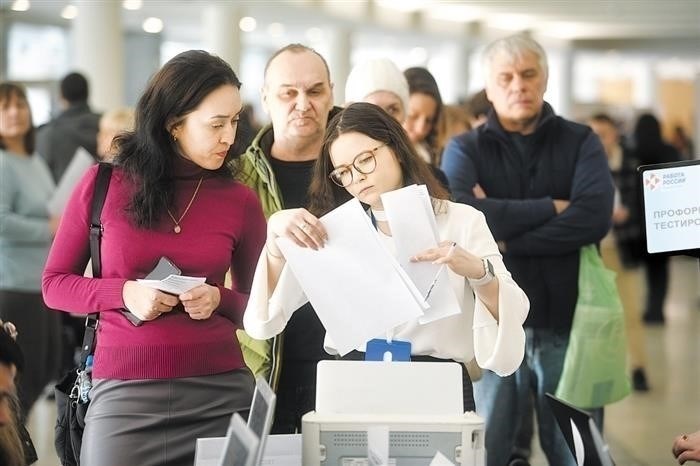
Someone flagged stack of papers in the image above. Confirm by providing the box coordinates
[276,185,461,355]
[137,275,206,295]
[381,185,461,324]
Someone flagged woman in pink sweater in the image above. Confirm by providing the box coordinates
[42,50,266,466]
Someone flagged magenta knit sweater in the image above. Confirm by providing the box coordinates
[42,159,266,380]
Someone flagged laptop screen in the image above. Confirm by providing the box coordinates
[219,412,259,466]
[247,376,277,466]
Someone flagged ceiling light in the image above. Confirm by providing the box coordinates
[239,16,257,33]
[267,22,285,38]
[142,17,164,34]
[11,0,30,11]
[122,0,142,10]
[61,4,78,19]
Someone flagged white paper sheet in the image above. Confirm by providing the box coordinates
[137,274,206,295]
[276,199,425,355]
[429,451,456,466]
[381,185,440,295]
[47,146,95,216]
[380,185,461,324]
[367,425,390,466]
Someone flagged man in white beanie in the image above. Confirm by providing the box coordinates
[344,57,410,123]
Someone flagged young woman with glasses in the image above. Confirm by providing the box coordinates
[244,102,528,411]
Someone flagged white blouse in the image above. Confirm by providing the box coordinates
[243,200,529,377]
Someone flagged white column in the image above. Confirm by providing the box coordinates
[453,42,473,103]
[431,42,472,104]
[557,46,574,119]
[635,62,658,112]
[202,4,241,73]
[326,28,352,106]
[72,0,124,112]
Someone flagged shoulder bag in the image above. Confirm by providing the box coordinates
[54,163,112,466]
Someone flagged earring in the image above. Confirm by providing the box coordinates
[172,134,178,142]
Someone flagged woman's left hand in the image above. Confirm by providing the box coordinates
[179,284,221,320]
[410,240,485,280]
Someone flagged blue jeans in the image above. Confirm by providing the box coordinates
[474,328,578,466]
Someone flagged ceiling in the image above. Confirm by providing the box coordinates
[2,0,699,45]
[373,0,700,39]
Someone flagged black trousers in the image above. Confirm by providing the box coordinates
[643,253,670,320]
[0,290,62,418]
[271,360,320,434]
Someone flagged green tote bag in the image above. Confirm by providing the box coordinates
[556,245,631,409]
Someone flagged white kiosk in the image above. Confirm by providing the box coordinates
[302,360,485,465]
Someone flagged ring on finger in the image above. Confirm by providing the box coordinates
[299,222,309,231]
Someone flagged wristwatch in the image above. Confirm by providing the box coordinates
[468,258,495,287]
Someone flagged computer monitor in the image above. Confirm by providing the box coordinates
[247,376,277,466]
[219,412,259,466]
[545,393,614,466]
[639,160,700,255]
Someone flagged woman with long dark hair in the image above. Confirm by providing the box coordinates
[403,67,444,165]
[42,50,266,466]
[633,113,681,324]
[244,102,528,412]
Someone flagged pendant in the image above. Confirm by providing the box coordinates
[174,225,181,234]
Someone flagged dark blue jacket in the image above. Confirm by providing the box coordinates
[441,103,614,330]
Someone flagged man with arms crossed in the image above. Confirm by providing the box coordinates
[441,34,614,466]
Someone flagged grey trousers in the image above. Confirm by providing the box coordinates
[81,368,254,466]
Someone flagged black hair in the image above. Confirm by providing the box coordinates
[0,328,23,374]
[60,72,89,103]
[466,89,491,119]
[590,113,616,126]
[0,83,35,155]
[634,113,662,149]
[113,50,242,228]
[308,102,448,216]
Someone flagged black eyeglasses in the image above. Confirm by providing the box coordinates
[329,144,386,188]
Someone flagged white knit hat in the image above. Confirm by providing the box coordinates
[344,58,410,113]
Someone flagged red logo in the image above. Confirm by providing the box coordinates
[644,173,660,191]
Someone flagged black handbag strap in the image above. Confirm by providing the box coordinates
[78,163,113,370]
